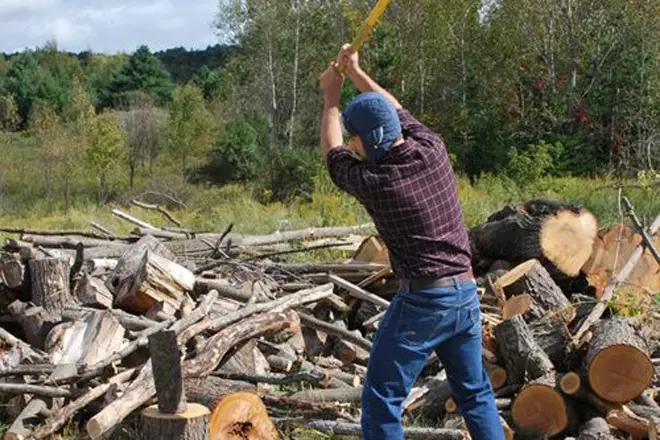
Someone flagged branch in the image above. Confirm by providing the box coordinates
[131,199,182,227]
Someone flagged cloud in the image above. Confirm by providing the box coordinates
[0,0,220,54]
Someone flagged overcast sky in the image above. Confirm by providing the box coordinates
[0,0,222,54]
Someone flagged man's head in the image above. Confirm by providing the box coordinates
[341,92,402,164]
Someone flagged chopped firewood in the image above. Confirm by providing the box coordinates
[4,397,48,440]
[511,373,577,437]
[148,330,186,414]
[494,315,554,385]
[501,294,531,320]
[585,317,654,403]
[493,259,575,323]
[291,386,363,404]
[469,200,598,276]
[74,273,113,309]
[7,301,55,349]
[217,339,269,377]
[46,309,125,366]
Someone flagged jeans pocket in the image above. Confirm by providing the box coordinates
[396,300,447,346]
[465,301,482,336]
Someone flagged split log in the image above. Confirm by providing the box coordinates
[494,316,554,385]
[115,250,194,314]
[585,317,654,403]
[299,360,354,389]
[73,273,113,309]
[141,403,209,440]
[149,330,186,414]
[46,310,125,366]
[469,200,598,276]
[277,419,467,439]
[28,258,73,313]
[208,392,277,440]
[4,398,48,440]
[216,339,268,377]
[493,259,575,323]
[403,370,452,420]
[573,214,660,345]
[582,222,660,299]
[106,234,174,298]
[511,373,576,437]
[86,310,298,439]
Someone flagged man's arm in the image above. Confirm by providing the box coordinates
[319,62,344,160]
[339,44,402,110]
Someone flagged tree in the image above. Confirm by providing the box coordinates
[7,52,40,125]
[167,84,214,178]
[88,111,124,204]
[0,94,19,133]
[110,45,174,106]
[30,104,63,205]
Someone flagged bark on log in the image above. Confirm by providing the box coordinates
[585,317,654,403]
[141,404,209,440]
[494,316,554,385]
[576,416,616,440]
[277,419,468,439]
[261,394,357,422]
[21,235,127,249]
[266,355,294,373]
[328,274,390,308]
[216,339,268,377]
[73,273,113,309]
[184,376,256,409]
[469,200,598,276]
[291,386,363,404]
[86,310,298,439]
[403,370,452,420]
[529,316,571,367]
[28,258,73,313]
[299,312,372,351]
[511,373,576,438]
[131,199,183,227]
[4,398,47,440]
[1,256,25,290]
[7,301,55,349]
[111,208,158,230]
[149,330,186,414]
[0,326,47,363]
[0,383,75,398]
[493,259,575,323]
[115,250,194,314]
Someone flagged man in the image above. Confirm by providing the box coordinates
[319,45,505,440]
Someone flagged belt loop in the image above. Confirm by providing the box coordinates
[406,279,412,294]
[453,275,460,290]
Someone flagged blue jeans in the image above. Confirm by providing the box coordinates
[361,277,505,440]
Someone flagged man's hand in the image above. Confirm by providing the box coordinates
[337,44,360,78]
[320,62,343,106]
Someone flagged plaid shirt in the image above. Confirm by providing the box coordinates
[327,108,472,280]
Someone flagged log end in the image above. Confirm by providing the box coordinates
[512,384,569,437]
[588,345,655,403]
[489,366,507,390]
[209,392,278,440]
[559,372,581,395]
[141,403,210,420]
[539,209,598,276]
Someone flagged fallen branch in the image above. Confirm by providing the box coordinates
[89,221,117,239]
[275,419,467,439]
[212,370,326,386]
[131,199,182,227]
[111,209,158,230]
[329,274,390,308]
[291,386,363,404]
[299,312,372,351]
[0,383,76,398]
[573,214,660,345]
[0,227,109,239]
[262,395,358,422]
[0,327,47,363]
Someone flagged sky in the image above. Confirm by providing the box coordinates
[0,0,222,54]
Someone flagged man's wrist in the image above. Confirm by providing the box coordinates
[324,94,341,108]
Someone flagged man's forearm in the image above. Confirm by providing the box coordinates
[320,100,343,159]
[348,68,402,110]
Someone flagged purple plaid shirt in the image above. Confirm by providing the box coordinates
[327,108,472,280]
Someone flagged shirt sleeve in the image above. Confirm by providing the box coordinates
[397,108,443,150]
[326,147,368,200]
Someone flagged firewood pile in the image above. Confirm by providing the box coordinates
[0,199,657,440]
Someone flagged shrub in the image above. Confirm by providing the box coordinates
[207,119,261,183]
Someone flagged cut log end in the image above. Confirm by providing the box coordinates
[489,366,507,390]
[559,372,581,395]
[209,392,278,440]
[539,209,598,276]
[512,383,569,437]
[588,345,654,403]
[141,404,210,440]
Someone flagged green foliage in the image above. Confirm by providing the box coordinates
[260,147,318,203]
[87,111,125,204]
[110,46,174,106]
[64,77,95,131]
[207,119,261,183]
[167,84,214,178]
[0,94,19,132]
[505,140,563,185]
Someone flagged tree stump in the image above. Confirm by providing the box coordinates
[493,259,575,323]
[511,373,576,438]
[494,316,554,385]
[585,318,654,403]
[141,403,210,440]
[28,258,73,313]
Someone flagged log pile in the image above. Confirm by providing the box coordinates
[0,199,656,440]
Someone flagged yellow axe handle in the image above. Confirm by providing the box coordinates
[337,0,393,73]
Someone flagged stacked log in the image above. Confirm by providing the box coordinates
[0,199,657,440]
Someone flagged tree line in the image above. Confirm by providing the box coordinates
[0,0,658,211]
